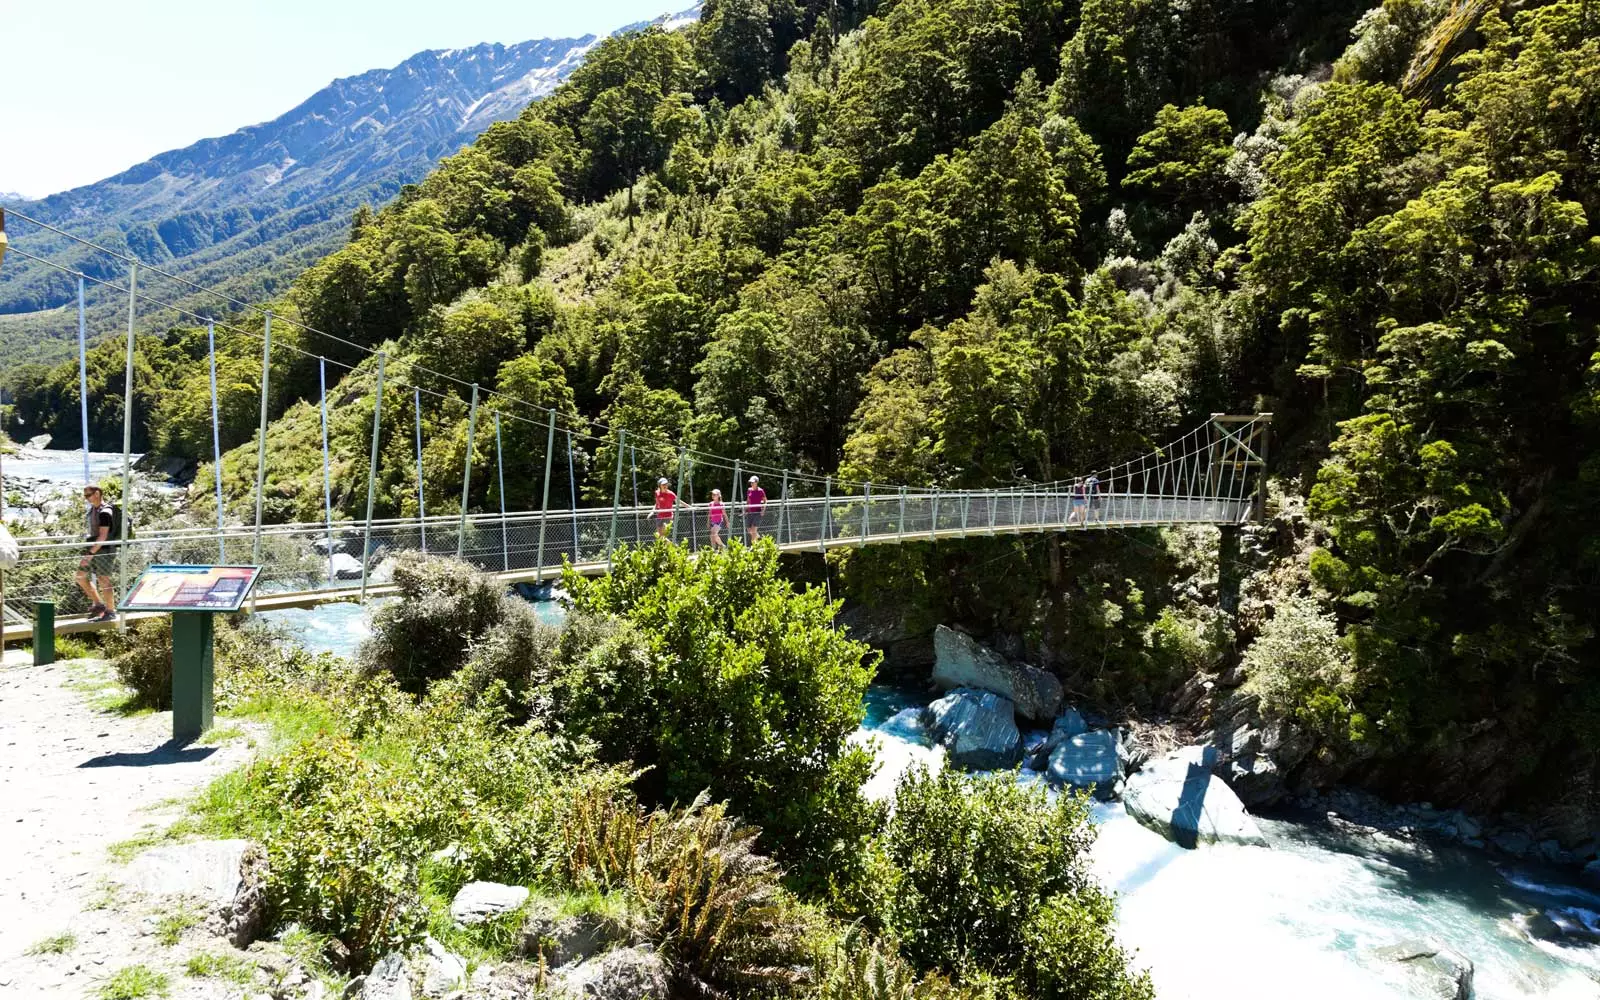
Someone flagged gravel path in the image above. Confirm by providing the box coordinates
[0,649,258,996]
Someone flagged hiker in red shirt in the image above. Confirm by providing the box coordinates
[744,475,767,543]
[654,478,679,539]
[709,488,726,549]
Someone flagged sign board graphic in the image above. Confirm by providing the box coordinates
[120,565,262,614]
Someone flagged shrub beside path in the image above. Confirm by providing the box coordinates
[0,648,257,995]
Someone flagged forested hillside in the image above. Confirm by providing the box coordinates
[10,0,1600,844]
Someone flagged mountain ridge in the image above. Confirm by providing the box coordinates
[0,6,698,364]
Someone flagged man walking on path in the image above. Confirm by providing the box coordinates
[745,475,767,543]
[74,485,117,621]
[1085,473,1102,523]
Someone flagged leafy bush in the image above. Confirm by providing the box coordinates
[1240,593,1358,738]
[563,539,882,887]
[108,614,305,711]
[360,552,518,692]
[869,768,1150,999]
[1021,894,1155,1000]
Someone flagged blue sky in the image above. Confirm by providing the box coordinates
[0,0,686,199]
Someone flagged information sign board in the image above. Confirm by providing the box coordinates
[119,565,262,613]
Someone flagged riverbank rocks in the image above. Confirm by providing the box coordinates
[931,626,1062,722]
[520,898,644,967]
[926,688,1022,769]
[450,881,529,925]
[1123,746,1267,848]
[362,953,413,1000]
[1048,730,1121,799]
[553,945,669,999]
[1368,938,1474,1000]
[417,937,468,997]
[124,838,252,904]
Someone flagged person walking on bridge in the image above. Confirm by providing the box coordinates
[75,485,117,621]
[1067,477,1089,526]
[653,478,680,540]
[744,475,767,543]
[1085,473,1102,523]
[708,489,726,549]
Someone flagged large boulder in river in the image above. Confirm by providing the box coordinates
[1048,730,1121,799]
[926,688,1023,769]
[932,625,1062,722]
[1368,938,1473,1000]
[1123,747,1266,848]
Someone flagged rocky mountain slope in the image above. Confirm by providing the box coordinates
[0,6,698,364]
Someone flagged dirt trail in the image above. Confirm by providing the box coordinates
[0,650,256,996]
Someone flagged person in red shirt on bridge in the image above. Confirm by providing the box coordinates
[654,478,679,539]
[744,475,767,543]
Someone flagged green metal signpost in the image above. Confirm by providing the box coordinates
[118,564,262,741]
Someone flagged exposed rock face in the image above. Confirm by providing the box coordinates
[925,688,1023,769]
[219,843,269,947]
[450,881,530,925]
[553,945,669,999]
[362,953,413,1000]
[1368,938,1474,1000]
[122,838,252,904]
[836,604,936,676]
[417,936,467,997]
[1123,747,1267,848]
[1048,730,1121,799]
[932,626,1062,722]
[519,898,641,967]
[328,553,364,580]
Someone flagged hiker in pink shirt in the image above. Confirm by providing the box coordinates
[745,475,767,543]
[709,488,726,548]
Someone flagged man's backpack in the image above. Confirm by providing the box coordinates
[108,503,133,541]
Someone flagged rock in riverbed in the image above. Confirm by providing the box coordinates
[925,688,1022,769]
[1123,747,1266,848]
[1048,730,1121,799]
[932,626,1062,722]
[1368,938,1473,1000]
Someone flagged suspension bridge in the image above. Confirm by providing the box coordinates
[0,209,1272,644]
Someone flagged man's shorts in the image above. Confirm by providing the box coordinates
[84,550,115,578]
[746,509,767,528]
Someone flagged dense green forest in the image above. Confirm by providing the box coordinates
[9,0,1600,847]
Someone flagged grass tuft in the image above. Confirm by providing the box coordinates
[183,951,255,984]
[97,964,170,999]
[155,905,201,946]
[25,931,77,955]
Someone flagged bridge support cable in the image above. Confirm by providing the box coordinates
[566,430,579,567]
[779,471,790,545]
[359,353,386,603]
[319,358,334,580]
[607,429,626,569]
[495,413,509,574]
[76,277,90,487]
[457,384,480,559]
[251,312,273,579]
[534,411,556,581]
[630,444,641,548]
[117,261,138,627]
[208,324,226,563]
[415,388,427,555]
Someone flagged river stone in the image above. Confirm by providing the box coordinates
[1048,730,1120,799]
[450,881,529,925]
[328,553,364,579]
[1583,859,1600,888]
[1122,748,1266,848]
[926,688,1022,769]
[931,626,1062,722]
[123,839,252,904]
[1512,910,1564,942]
[362,953,412,1000]
[1051,708,1089,742]
[1369,938,1473,1000]
[554,945,669,999]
